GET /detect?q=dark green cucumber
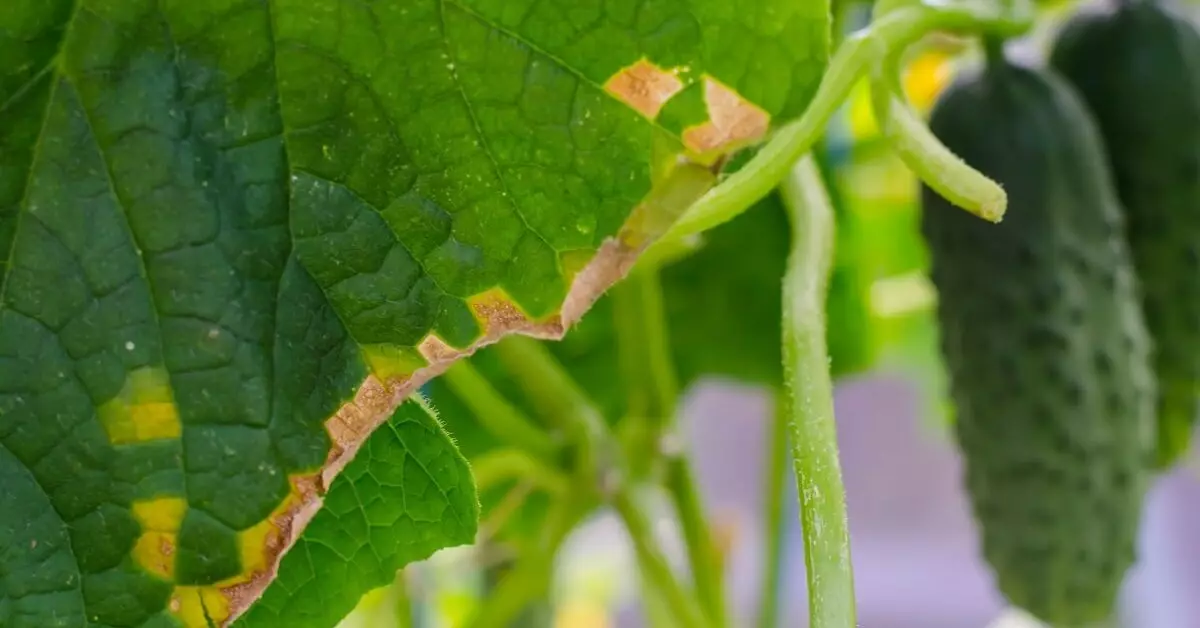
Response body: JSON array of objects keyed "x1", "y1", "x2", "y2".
[
  {"x1": 920, "y1": 55, "x2": 1155, "y2": 626},
  {"x1": 1050, "y1": 0, "x2": 1200, "y2": 469}
]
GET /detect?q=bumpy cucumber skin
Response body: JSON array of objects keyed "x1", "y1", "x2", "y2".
[
  {"x1": 920, "y1": 59, "x2": 1155, "y2": 626},
  {"x1": 1050, "y1": 2, "x2": 1200, "y2": 469}
]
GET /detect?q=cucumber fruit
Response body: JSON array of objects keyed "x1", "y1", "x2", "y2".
[
  {"x1": 920, "y1": 52, "x2": 1155, "y2": 626},
  {"x1": 1050, "y1": 0, "x2": 1200, "y2": 468}
]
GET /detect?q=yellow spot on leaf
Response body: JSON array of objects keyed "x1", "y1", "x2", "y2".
[
  {"x1": 130, "y1": 498, "x2": 186, "y2": 580},
  {"x1": 133, "y1": 497, "x2": 187, "y2": 532},
  {"x1": 681, "y1": 77, "x2": 770, "y2": 161},
  {"x1": 97, "y1": 367, "x2": 180, "y2": 445},
  {"x1": 236, "y1": 520, "x2": 278, "y2": 580},
  {"x1": 170, "y1": 586, "x2": 230, "y2": 627},
  {"x1": 236, "y1": 488, "x2": 303, "y2": 577},
  {"x1": 164, "y1": 480, "x2": 317, "y2": 627},
  {"x1": 603, "y1": 58, "x2": 685, "y2": 119},
  {"x1": 133, "y1": 532, "x2": 176, "y2": 579},
  {"x1": 360, "y1": 344, "x2": 426, "y2": 382}
]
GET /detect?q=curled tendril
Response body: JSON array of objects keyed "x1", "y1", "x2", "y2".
[
  {"x1": 657, "y1": 0, "x2": 1036, "y2": 246},
  {"x1": 869, "y1": 53, "x2": 1007, "y2": 223}
]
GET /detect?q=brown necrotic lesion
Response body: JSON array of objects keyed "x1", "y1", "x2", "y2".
[
  {"x1": 603, "y1": 58, "x2": 685, "y2": 120},
  {"x1": 682, "y1": 77, "x2": 769, "y2": 157}
]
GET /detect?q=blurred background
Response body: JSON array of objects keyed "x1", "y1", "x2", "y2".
[
  {"x1": 338, "y1": 378, "x2": 1200, "y2": 628},
  {"x1": 336, "y1": 1, "x2": 1200, "y2": 626}
]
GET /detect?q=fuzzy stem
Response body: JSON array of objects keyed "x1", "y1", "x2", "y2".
[
  {"x1": 779, "y1": 155, "x2": 856, "y2": 628},
  {"x1": 870, "y1": 60, "x2": 1007, "y2": 222}
]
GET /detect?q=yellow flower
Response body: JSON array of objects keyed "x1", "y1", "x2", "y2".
[{"x1": 904, "y1": 49, "x2": 953, "y2": 113}]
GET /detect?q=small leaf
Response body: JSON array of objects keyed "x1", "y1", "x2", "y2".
[{"x1": 232, "y1": 399, "x2": 477, "y2": 628}]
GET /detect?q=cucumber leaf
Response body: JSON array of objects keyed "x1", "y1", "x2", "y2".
[{"x1": 0, "y1": 0, "x2": 828, "y2": 626}]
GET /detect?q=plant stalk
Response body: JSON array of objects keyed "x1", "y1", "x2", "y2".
[
  {"x1": 612, "y1": 264, "x2": 728, "y2": 626},
  {"x1": 779, "y1": 155, "x2": 856, "y2": 628},
  {"x1": 492, "y1": 336, "x2": 609, "y2": 478},
  {"x1": 470, "y1": 448, "x2": 570, "y2": 496},
  {"x1": 665, "y1": 455, "x2": 728, "y2": 627},
  {"x1": 613, "y1": 487, "x2": 711, "y2": 628},
  {"x1": 612, "y1": 268, "x2": 680, "y2": 421},
  {"x1": 442, "y1": 360, "x2": 561, "y2": 461}
]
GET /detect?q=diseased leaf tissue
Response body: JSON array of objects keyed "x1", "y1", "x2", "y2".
[{"x1": 0, "y1": 0, "x2": 826, "y2": 626}]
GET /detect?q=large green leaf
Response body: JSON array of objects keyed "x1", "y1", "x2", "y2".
[{"x1": 0, "y1": 0, "x2": 827, "y2": 626}]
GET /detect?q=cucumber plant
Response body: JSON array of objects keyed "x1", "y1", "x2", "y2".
[{"x1": 1, "y1": 0, "x2": 1188, "y2": 627}]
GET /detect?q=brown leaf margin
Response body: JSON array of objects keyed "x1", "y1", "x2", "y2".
[{"x1": 215, "y1": 157, "x2": 723, "y2": 625}]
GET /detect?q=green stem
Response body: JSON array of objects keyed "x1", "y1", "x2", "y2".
[
  {"x1": 492, "y1": 336, "x2": 609, "y2": 473},
  {"x1": 492, "y1": 336, "x2": 597, "y2": 431},
  {"x1": 632, "y1": 232, "x2": 704, "y2": 272},
  {"x1": 657, "y1": 0, "x2": 1033, "y2": 244},
  {"x1": 869, "y1": 60, "x2": 1006, "y2": 222},
  {"x1": 779, "y1": 155, "x2": 856, "y2": 628},
  {"x1": 471, "y1": 448, "x2": 570, "y2": 496},
  {"x1": 757, "y1": 392, "x2": 791, "y2": 628},
  {"x1": 442, "y1": 360, "x2": 561, "y2": 461},
  {"x1": 612, "y1": 268, "x2": 680, "y2": 421},
  {"x1": 611, "y1": 266, "x2": 726, "y2": 626},
  {"x1": 613, "y1": 487, "x2": 711, "y2": 628},
  {"x1": 661, "y1": 34, "x2": 872, "y2": 242},
  {"x1": 665, "y1": 456, "x2": 728, "y2": 627}
]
